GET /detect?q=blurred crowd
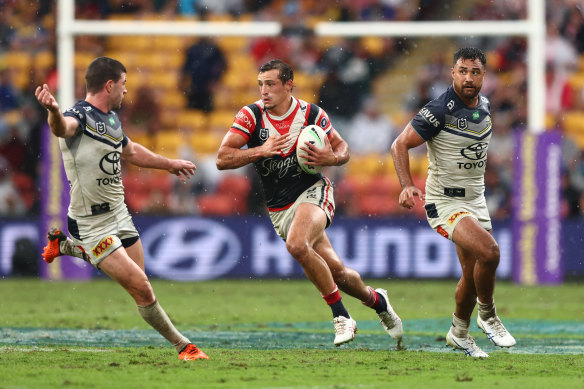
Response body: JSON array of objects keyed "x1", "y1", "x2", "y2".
[{"x1": 1, "y1": 0, "x2": 584, "y2": 220}]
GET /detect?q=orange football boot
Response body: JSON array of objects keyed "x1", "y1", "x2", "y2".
[
  {"x1": 178, "y1": 344, "x2": 209, "y2": 361},
  {"x1": 42, "y1": 228, "x2": 67, "y2": 264}
]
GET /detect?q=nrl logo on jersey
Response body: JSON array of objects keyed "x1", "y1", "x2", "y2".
[
  {"x1": 457, "y1": 118, "x2": 467, "y2": 130},
  {"x1": 259, "y1": 128, "x2": 269, "y2": 142},
  {"x1": 96, "y1": 122, "x2": 106, "y2": 135}
]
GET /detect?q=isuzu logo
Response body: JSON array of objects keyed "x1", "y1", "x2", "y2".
[{"x1": 141, "y1": 219, "x2": 242, "y2": 280}]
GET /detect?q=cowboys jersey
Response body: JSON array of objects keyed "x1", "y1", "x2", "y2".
[
  {"x1": 230, "y1": 97, "x2": 333, "y2": 210},
  {"x1": 411, "y1": 86, "x2": 492, "y2": 201},
  {"x1": 62, "y1": 100, "x2": 128, "y2": 217}
]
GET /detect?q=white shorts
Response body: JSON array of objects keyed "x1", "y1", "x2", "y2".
[
  {"x1": 269, "y1": 178, "x2": 335, "y2": 241},
  {"x1": 67, "y1": 204, "x2": 139, "y2": 267},
  {"x1": 424, "y1": 196, "x2": 492, "y2": 240}
]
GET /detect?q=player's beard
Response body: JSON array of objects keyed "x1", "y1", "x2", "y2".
[{"x1": 460, "y1": 84, "x2": 479, "y2": 99}]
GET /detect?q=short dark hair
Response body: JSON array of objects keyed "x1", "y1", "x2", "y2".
[
  {"x1": 85, "y1": 57, "x2": 127, "y2": 94},
  {"x1": 258, "y1": 59, "x2": 294, "y2": 84},
  {"x1": 453, "y1": 47, "x2": 487, "y2": 67}
]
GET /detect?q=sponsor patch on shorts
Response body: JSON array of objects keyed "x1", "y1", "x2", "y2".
[
  {"x1": 436, "y1": 226, "x2": 449, "y2": 239},
  {"x1": 447, "y1": 211, "x2": 471, "y2": 225},
  {"x1": 92, "y1": 236, "x2": 114, "y2": 258}
]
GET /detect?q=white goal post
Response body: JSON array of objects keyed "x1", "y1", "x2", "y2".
[{"x1": 57, "y1": 0, "x2": 545, "y2": 133}]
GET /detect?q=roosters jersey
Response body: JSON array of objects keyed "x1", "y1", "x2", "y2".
[
  {"x1": 411, "y1": 86, "x2": 492, "y2": 201},
  {"x1": 230, "y1": 97, "x2": 333, "y2": 210},
  {"x1": 62, "y1": 100, "x2": 128, "y2": 217}
]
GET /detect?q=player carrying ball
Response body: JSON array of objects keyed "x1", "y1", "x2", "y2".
[{"x1": 216, "y1": 59, "x2": 403, "y2": 346}]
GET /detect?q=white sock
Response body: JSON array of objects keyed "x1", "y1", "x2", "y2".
[
  {"x1": 59, "y1": 238, "x2": 89, "y2": 261},
  {"x1": 477, "y1": 298, "x2": 496, "y2": 321},
  {"x1": 137, "y1": 300, "x2": 190, "y2": 353},
  {"x1": 451, "y1": 313, "x2": 470, "y2": 338}
]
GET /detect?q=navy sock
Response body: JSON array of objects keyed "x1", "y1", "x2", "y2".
[
  {"x1": 374, "y1": 292, "x2": 388, "y2": 314},
  {"x1": 330, "y1": 299, "x2": 350, "y2": 318}
]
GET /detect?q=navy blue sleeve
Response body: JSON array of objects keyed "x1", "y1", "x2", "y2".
[
  {"x1": 410, "y1": 98, "x2": 445, "y2": 141},
  {"x1": 63, "y1": 103, "x2": 86, "y2": 131}
]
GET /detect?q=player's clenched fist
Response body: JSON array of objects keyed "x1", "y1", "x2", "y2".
[{"x1": 398, "y1": 186, "x2": 425, "y2": 209}]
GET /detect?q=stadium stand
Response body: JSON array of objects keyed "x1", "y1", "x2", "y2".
[{"x1": 1, "y1": 0, "x2": 583, "y2": 219}]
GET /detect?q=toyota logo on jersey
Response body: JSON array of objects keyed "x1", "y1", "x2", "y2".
[
  {"x1": 460, "y1": 142, "x2": 488, "y2": 160},
  {"x1": 99, "y1": 151, "x2": 121, "y2": 175}
]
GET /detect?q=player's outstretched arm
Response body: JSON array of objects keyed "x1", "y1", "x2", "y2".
[
  {"x1": 391, "y1": 122, "x2": 426, "y2": 209},
  {"x1": 35, "y1": 84, "x2": 78, "y2": 138},
  {"x1": 216, "y1": 131, "x2": 291, "y2": 170},
  {"x1": 121, "y1": 139, "x2": 196, "y2": 181}
]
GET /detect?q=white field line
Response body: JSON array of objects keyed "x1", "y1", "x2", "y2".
[{"x1": 0, "y1": 346, "x2": 113, "y2": 353}]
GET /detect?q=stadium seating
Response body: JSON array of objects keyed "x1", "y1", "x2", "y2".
[
  {"x1": 5, "y1": 5, "x2": 579, "y2": 219},
  {"x1": 197, "y1": 174, "x2": 251, "y2": 215},
  {"x1": 562, "y1": 111, "x2": 584, "y2": 148},
  {"x1": 12, "y1": 172, "x2": 35, "y2": 209}
]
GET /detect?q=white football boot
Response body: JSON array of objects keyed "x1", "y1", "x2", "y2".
[
  {"x1": 477, "y1": 315, "x2": 516, "y2": 347},
  {"x1": 446, "y1": 327, "x2": 489, "y2": 358},
  {"x1": 333, "y1": 315, "x2": 357, "y2": 346},
  {"x1": 375, "y1": 288, "x2": 403, "y2": 341}
]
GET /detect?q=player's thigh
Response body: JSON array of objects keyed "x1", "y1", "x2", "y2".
[
  {"x1": 99, "y1": 248, "x2": 153, "y2": 300},
  {"x1": 270, "y1": 179, "x2": 335, "y2": 241},
  {"x1": 455, "y1": 242, "x2": 477, "y2": 278},
  {"x1": 287, "y1": 203, "x2": 328, "y2": 246},
  {"x1": 124, "y1": 238, "x2": 145, "y2": 272},
  {"x1": 452, "y1": 216, "x2": 497, "y2": 260}
]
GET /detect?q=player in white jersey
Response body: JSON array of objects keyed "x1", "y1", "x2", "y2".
[
  {"x1": 217, "y1": 59, "x2": 402, "y2": 346},
  {"x1": 35, "y1": 57, "x2": 208, "y2": 361},
  {"x1": 391, "y1": 48, "x2": 515, "y2": 357}
]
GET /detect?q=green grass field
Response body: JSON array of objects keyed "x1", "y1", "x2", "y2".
[{"x1": 1, "y1": 279, "x2": 583, "y2": 388}]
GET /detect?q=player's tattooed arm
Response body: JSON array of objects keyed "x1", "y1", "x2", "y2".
[{"x1": 391, "y1": 122, "x2": 426, "y2": 209}]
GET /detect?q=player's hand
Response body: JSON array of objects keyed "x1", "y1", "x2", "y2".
[
  {"x1": 299, "y1": 133, "x2": 336, "y2": 166},
  {"x1": 261, "y1": 133, "x2": 291, "y2": 157},
  {"x1": 35, "y1": 84, "x2": 60, "y2": 112},
  {"x1": 398, "y1": 185, "x2": 425, "y2": 209},
  {"x1": 168, "y1": 159, "x2": 197, "y2": 182}
]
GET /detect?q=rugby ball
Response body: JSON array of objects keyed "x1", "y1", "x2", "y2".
[{"x1": 296, "y1": 125, "x2": 327, "y2": 174}]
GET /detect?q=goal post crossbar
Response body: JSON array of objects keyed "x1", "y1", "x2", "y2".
[{"x1": 57, "y1": 0, "x2": 545, "y2": 132}]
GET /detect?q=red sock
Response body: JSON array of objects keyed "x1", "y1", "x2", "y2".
[
  {"x1": 361, "y1": 286, "x2": 379, "y2": 308},
  {"x1": 322, "y1": 285, "x2": 341, "y2": 305},
  {"x1": 323, "y1": 285, "x2": 350, "y2": 318}
]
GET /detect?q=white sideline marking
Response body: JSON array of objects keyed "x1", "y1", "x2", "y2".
[{"x1": 0, "y1": 346, "x2": 113, "y2": 353}]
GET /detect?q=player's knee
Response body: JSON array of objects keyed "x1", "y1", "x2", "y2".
[
  {"x1": 286, "y1": 239, "x2": 310, "y2": 262},
  {"x1": 481, "y1": 242, "x2": 500, "y2": 268},
  {"x1": 131, "y1": 278, "x2": 155, "y2": 305}
]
